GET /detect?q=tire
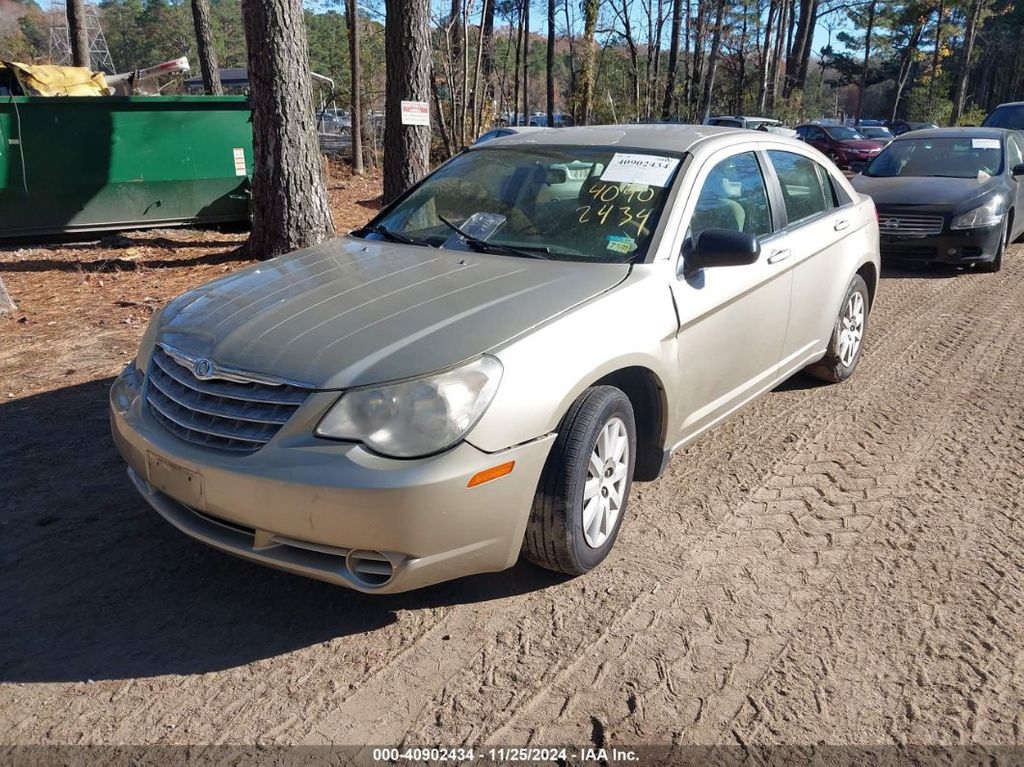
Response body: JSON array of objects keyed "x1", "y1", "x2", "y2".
[
  {"x1": 976, "y1": 218, "x2": 1008, "y2": 273},
  {"x1": 523, "y1": 386, "x2": 637, "y2": 576},
  {"x1": 805, "y1": 274, "x2": 870, "y2": 383}
]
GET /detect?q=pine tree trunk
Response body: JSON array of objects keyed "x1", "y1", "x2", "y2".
[
  {"x1": 546, "y1": 0, "x2": 555, "y2": 125},
  {"x1": 480, "y1": 0, "x2": 496, "y2": 118},
  {"x1": 577, "y1": 0, "x2": 599, "y2": 124},
  {"x1": 522, "y1": 0, "x2": 530, "y2": 119},
  {"x1": 661, "y1": 0, "x2": 682, "y2": 120},
  {"x1": 66, "y1": 0, "x2": 90, "y2": 68},
  {"x1": 191, "y1": 0, "x2": 223, "y2": 95},
  {"x1": 345, "y1": 0, "x2": 364, "y2": 173},
  {"x1": 890, "y1": 22, "x2": 922, "y2": 121},
  {"x1": 241, "y1": 0, "x2": 335, "y2": 258},
  {"x1": 383, "y1": 0, "x2": 432, "y2": 204},
  {"x1": 344, "y1": 0, "x2": 364, "y2": 172}
]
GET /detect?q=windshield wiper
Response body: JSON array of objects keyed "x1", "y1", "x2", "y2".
[
  {"x1": 363, "y1": 224, "x2": 430, "y2": 246},
  {"x1": 438, "y1": 215, "x2": 551, "y2": 260}
]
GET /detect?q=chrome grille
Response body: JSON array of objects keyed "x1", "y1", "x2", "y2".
[
  {"x1": 146, "y1": 347, "x2": 309, "y2": 453},
  {"x1": 878, "y1": 213, "x2": 944, "y2": 236}
]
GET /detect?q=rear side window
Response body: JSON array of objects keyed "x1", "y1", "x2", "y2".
[
  {"x1": 983, "y1": 105, "x2": 1024, "y2": 130},
  {"x1": 767, "y1": 150, "x2": 831, "y2": 225},
  {"x1": 689, "y1": 151, "x2": 773, "y2": 240}
]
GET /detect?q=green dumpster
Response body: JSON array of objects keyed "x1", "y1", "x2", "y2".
[{"x1": 0, "y1": 95, "x2": 253, "y2": 238}]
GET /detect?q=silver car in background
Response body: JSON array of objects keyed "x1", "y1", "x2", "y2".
[{"x1": 110, "y1": 125, "x2": 880, "y2": 593}]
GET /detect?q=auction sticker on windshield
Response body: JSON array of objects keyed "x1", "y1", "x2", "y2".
[{"x1": 601, "y1": 153, "x2": 680, "y2": 187}]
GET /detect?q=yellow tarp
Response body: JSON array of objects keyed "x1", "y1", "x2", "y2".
[{"x1": 1, "y1": 61, "x2": 109, "y2": 96}]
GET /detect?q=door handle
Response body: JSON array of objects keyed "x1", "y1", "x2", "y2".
[
  {"x1": 834, "y1": 219, "x2": 850, "y2": 232},
  {"x1": 767, "y1": 248, "x2": 792, "y2": 264}
]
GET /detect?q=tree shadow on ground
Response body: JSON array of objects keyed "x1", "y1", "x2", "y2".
[{"x1": 0, "y1": 378, "x2": 564, "y2": 684}]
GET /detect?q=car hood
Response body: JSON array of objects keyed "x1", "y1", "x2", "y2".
[
  {"x1": 156, "y1": 237, "x2": 629, "y2": 389},
  {"x1": 851, "y1": 174, "x2": 1003, "y2": 209},
  {"x1": 839, "y1": 139, "x2": 886, "y2": 151}
]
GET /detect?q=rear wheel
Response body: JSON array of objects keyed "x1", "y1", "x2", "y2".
[
  {"x1": 523, "y1": 386, "x2": 636, "y2": 576},
  {"x1": 805, "y1": 275, "x2": 870, "y2": 383}
]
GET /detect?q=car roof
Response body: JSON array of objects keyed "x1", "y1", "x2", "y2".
[
  {"x1": 993, "y1": 102, "x2": 1024, "y2": 108},
  {"x1": 475, "y1": 123, "x2": 747, "y2": 153},
  {"x1": 892, "y1": 127, "x2": 1008, "y2": 140}
]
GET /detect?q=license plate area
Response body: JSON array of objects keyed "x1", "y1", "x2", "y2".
[{"x1": 146, "y1": 452, "x2": 205, "y2": 510}]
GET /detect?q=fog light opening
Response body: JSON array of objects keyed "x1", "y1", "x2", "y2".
[
  {"x1": 346, "y1": 550, "x2": 395, "y2": 587},
  {"x1": 467, "y1": 460, "x2": 516, "y2": 488}
]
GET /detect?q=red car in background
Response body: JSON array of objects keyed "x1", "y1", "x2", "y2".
[{"x1": 795, "y1": 124, "x2": 888, "y2": 168}]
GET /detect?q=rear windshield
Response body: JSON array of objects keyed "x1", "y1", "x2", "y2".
[
  {"x1": 983, "y1": 105, "x2": 1024, "y2": 130},
  {"x1": 865, "y1": 137, "x2": 1004, "y2": 178}
]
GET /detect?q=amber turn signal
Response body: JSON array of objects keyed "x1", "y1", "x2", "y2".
[{"x1": 467, "y1": 461, "x2": 515, "y2": 487}]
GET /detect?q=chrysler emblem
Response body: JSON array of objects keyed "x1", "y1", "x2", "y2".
[
  {"x1": 192, "y1": 358, "x2": 215, "y2": 380},
  {"x1": 885, "y1": 218, "x2": 901, "y2": 230}
]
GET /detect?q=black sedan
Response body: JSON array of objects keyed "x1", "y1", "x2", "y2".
[{"x1": 851, "y1": 128, "x2": 1024, "y2": 272}]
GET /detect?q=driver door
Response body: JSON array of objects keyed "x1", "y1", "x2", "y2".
[{"x1": 669, "y1": 148, "x2": 792, "y2": 446}]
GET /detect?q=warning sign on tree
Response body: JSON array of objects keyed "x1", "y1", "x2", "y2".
[{"x1": 400, "y1": 100, "x2": 430, "y2": 126}]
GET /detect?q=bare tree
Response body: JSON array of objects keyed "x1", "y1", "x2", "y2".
[
  {"x1": 698, "y1": 0, "x2": 726, "y2": 121},
  {"x1": 952, "y1": 0, "x2": 985, "y2": 124},
  {"x1": 241, "y1": 0, "x2": 335, "y2": 258},
  {"x1": 855, "y1": 0, "x2": 876, "y2": 124},
  {"x1": 522, "y1": 0, "x2": 531, "y2": 118},
  {"x1": 661, "y1": 0, "x2": 683, "y2": 119},
  {"x1": 191, "y1": 0, "x2": 223, "y2": 95},
  {"x1": 345, "y1": 0, "x2": 364, "y2": 173},
  {"x1": 577, "y1": 0, "x2": 601, "y2": 124},
  {"x1": 383, "y1": 0, "x2": 432, "y2": 204},
  {"x1": 66, "y1": 0, "x2": 90, "y2": 68},
  {"x1": 546, "y1": 0, "x2": 556, "y2": 125}
]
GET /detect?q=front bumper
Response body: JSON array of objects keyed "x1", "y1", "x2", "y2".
[
  {"x1": 879, "y1": 222, "x2": 1004, "y2": 265},
  {"x1": 110, "y1": 364, "x2": 555, "y2": 593}
]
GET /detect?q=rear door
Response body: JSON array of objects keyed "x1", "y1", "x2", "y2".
[
  {"x1": 764, "y1": 149, "x2": 859, "y2": 372},
  {"x1": 669, "y1": 147, "x2": 792, "y2": 444}
]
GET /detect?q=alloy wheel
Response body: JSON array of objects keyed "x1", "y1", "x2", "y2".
[
  {"x1": 582, "y1": 417, "x2": 629, "y2": 549},
  {"x1": 838, "y1": 291, "x2": 865, "y2": 367}
]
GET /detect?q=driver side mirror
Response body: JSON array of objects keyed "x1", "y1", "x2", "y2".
[
  {"x1": 1012, "y1": 163, "x2": 1024, "y2": 177},
  {"x1": 681, "y1": 228, "x2": 761, "y2": 275}
]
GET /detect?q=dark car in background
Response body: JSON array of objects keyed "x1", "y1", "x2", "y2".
[
  {"x1": 890, "y1": 120, "x2": 940, "y2": 136},
  {"x1": 859, "y1": 125, "x2": 895, "y2": 143},
  {"x1": 795, "y1": 124, "x2": 887, "y2": 168},
  {"x1": 983, "y1": 102, "x2": 1024, "y2": 132},
  {"x1": 851, "y1": 128, "x2": 1024, "y2": 272}
]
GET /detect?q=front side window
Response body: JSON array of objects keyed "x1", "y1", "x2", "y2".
[
  {"x1": 767, "y1": 150, "x2": 831, "y2": 225},
  {"x1": 1007, "y1": 135, "x2": 1023, "y2": 169},
  {"x1": 865, "y1": 137, "x2": 1004, "y2": 179},
  {"x1": 366, "y1": 146, "x2": 682, "y2": 263},
  {"x1": 688, "y1": 152, "x2": 773, "y2": 241}
]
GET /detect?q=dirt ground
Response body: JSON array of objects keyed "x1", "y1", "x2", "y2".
[{"x1": 2, "y1": 164, "x2": 1023, "y2": 754}]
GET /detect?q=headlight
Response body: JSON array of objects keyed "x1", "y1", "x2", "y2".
[
  {"x1": 315, "y1": 355, "x2": 503, "y2": 458},
  {"x1": 951, "y1": 197, "x2": 1006, "y2": 230}
]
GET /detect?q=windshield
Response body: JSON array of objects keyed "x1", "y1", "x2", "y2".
[
  {"x1": 363, "y1": 146, "x2": 683, "y2": 262},
  {"x1": 865, "y1": 137, "x2": 1004, "y2": 178},
  {"x1": 983, "y1": 105, "x2": 1024, "y2": 130},
  {"x1": 825, "y1": 126, "x2": 867, "y2": 140}
]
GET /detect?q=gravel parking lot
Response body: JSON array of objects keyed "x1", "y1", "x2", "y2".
[{"x1": 1, "y1": 226, "x2": 1022, "y2": 750}]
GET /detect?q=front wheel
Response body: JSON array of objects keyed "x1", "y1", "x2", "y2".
[
  {"x1": 523, "y1": 386, "x2": 636, "y2": 576},
  {"x1": 976, "y1": 218, "x2": 1008, "y2": 273},
  {"x1": 805, "y1": 274, "x2": 870, "y2": 383}
]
